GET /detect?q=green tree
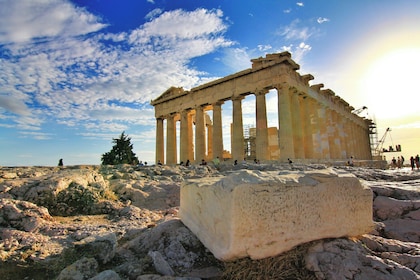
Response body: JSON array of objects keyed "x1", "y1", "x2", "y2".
[{"x1": 101, "y1": 132, "x2": 139, "y2": 165}]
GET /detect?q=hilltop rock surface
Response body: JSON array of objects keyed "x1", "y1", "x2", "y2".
[{"x1": 0, "y1": 163, "x2": 419, "y2": 279}]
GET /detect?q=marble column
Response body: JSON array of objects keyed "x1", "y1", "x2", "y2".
[
  {"x1": 326, "y1": 109, "x2": 337, "y2": 159},
  {"x1": 255, "y1": 89, "x2": 269, "y2": 161},
  {"x1": 338, "y1": 113, "x2": 347, "y2": 159},
  {"x1": 166, "y1": 114, "x2": 177, "y2": 164},
  {"x1": 155, "y1": 117, "x2": 165, "y2": 164},
  {"x1": 278, "y1": 86, "x2": 295, "y2": 161},
  {"x1": 232, "y1": 96, "x2": 245, "y2": 162},
  {"x1": 301, "y1": 97, "x2": 314, "y2": 159},
  {"x1": 290, "y1": 89, "x2": 304, "y2": 159},
  {"x1": 187, "y1": 112, "x2": 194, "y2": 162},
  {"x1": 212, "y1": 102, "x2": 224, "y2": 160},
  {"x1": 180, "y1": 110, "x2": 190, "y2": 163},
  {"x1": 318, "y1": 105, "x2": 331, "y2": 159},
  {"x1": 195, "y1": 106, "x2": 206, "y2": 163},
  {"x1": 331, "y1": 110, "x2": 342, "y2": 159},
  {"x1": 207, "y1": 124, "x2": 213, "y2": 160},
  {"x1": 310, "y1": 101, "x2": 322, "y2": 159}
]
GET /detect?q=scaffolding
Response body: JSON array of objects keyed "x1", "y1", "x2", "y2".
[{"x1": 244, "y1": 125, "x2": 256, "y2": 160}]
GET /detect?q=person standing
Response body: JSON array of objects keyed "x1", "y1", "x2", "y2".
[
  {"x1": 58, "y1": 158, "x2": 63, "y2": 167},
  {"x1": 410, "y1": 156, "x2": 415, "y2": 170}
]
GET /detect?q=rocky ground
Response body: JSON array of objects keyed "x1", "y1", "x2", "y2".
[{"x1": 0, "y1": 163, "x2": 419, "y2": 280}]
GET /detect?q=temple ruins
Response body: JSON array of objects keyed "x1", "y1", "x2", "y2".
[{"x1": 151, "y1": 52, "x2": 373, "y2": 164}]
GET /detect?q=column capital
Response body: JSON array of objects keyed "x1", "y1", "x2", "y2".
[
  {"x1": 274, "y1": 83, "x2": 290, "y2": 92},
  {"x1": 232, "y1": 95, "x2": 245, "y2": 101},
  {"x1": 213, "y1": 100, "x2": 225, "y2": 106},
  {"x1": 254, "y1": 88, "x2": 269, "y2": 96}
]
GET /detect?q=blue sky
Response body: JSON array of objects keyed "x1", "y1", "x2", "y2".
[{"x1": 1, "y1": 0, "x2": 419, "y2": 166}]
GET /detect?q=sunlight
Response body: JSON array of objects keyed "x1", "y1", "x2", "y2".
[{"x1": 360, "y1": 48, "x2": 420, "y2": 120}]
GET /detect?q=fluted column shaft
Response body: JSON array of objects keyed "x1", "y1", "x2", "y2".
[
  {"x1": 166, "y1": 114, "x2": 177, "y2": 164},
  {"x1": 255, "y1": 90, "x2": 269, "y2": 161},
  {"x1": 310, "y1": 101, "x2": 322, "y2": 159},
  {"x1": 290, "y1": 89, "x2": 304, "y2": 159},
  {"x1": 195, "y1": 106, "x2": 206, "y2": 163},
  {"x1": 232, "y1": 96, "x2": 244, "y2": 162},
  {"x1": 278, "y1": 86, "x2": 294, "y2": 161},
  {"x1": 318, "y1": 106, "x2": 331, "y2": 159},
  {"x1": 207, "y1": 124, "x2": 213, "y2": 160},
  {"x1": 301, "y1": 97, "x2": 314, "y2": 159},
  {"x1": 156, "y1": 117, "x2": 165, "y2": 164},
  {"x1": 338, "y1": 114, "x2": 347, "y2": 159},
  {"x1": 326, "y1": 109, "x2": 337, "y2": 159},
  {"x1": 180, "y1": 110, "x2": 190, "y2": 163},
  {"x1": 187, "y1": 112, "x2": 194, "y2": 161},
  {"x1": 212, "y1": 102, "x2": 224, "y2": 160}
]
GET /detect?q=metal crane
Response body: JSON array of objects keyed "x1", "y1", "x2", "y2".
[
  {"x1": 374, "y1": 127, "x2": 401, "y2": 156},
  {"x1": 352, "y1": 106, "x2": 368, "y2": 115}
]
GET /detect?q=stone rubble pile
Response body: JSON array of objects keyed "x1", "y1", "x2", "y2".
[{"x1": 0, "y1": 163, "x2": 419, "y2": 279}]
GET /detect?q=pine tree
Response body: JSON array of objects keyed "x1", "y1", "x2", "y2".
[{"x1": 101, "y1": 132, "x2": 139, "y2": 165}]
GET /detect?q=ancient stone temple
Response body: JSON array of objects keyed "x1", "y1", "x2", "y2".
[{"x1": 151, "y1": 52, "x2": 372, "y2": 164}]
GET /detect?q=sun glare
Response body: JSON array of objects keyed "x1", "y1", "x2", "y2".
[{"x1": 360, "y1": 48, "x2": 420, "y2": 120}]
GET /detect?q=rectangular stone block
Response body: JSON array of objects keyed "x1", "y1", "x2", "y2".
[{"x1": 179, "y1": 168, "x2": 373, "y2": 261}]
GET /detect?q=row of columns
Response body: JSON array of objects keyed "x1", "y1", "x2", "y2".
[{"x1": 155, "y1": 85, "x2": 371, "y2": 164}]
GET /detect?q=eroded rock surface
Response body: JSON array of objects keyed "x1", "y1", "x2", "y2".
[{"x1": 0, "y1": 163, "x2": 419, "y2": 279}]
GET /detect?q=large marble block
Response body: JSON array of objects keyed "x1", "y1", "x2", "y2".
[{"x1": 179, "y1": 168, "x2": 373, "y2": 261}]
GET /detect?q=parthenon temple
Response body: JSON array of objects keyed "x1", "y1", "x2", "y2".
[{"x1": 151, "y1": 52, "x2": 373, "y2": 164}]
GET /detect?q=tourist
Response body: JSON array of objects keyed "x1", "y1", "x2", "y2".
[
  {"x1": 58, "y1": 158, "x2": 63, "y2": 167},
  {"x1": 234, "y1": 159, "x2": 238, "y2": 165},
  {"x1": 391, "y1": 157, "x2": 397, "y2": 169},
  {"x1": 212, "y1": 156, "x2": 220, "y2": 167},
  {"x1": 416, "y1": 155, "x2": 420, "y2": 170},
  {"x1": 200, "y1": 159, "x2": 207, "y2": 165},
  {"x1": 185, "y1": 159, "x2": 190, "y2": 167},
  {"x1": 157, "y1": 160, "x2": 163, "y2": 166},
  {"x1": 348, "y1": 156, "x2": 354, "y2": 167},
  {"x1": 410, "y1": 156, "x2": 415, "y2": 170}
]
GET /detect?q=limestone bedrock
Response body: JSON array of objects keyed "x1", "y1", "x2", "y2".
[{"x1": 179, "y1": 168, "x2": 373, "y2": 261}]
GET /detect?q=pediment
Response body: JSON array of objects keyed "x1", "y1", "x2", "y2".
[{"x1": 151, "y1": 86, "x2": 186, "y2": 105}]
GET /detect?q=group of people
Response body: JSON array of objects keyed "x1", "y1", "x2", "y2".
[
  {"x1": 410, "y1": 155, "x2": 420, "y2": 170},
  {"x1": 391, "y1": 155, "x2": 420, "y2": 170},
  {"x1": 390, "y1": 156, "x2": 404, "y2": 169}
]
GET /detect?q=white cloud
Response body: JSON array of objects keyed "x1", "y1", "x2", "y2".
[
  {"x1": 145, "y1": 8, "x2": 163, "y2": 20},
  {"x1": 220, "y1": 48, "x2": 251, "y2": 72},
  {"x1": 278, "y1": 19, "x2": 315, "y2": 41},
  {"x1": 257, "y1": 44, "x2": 272, "y2": 52},
  {"x1": 296, "y1": 2, "x2": 304, "y2": 7},
  {"x1": 317, "y1": 17, "x2": 330, "y2": 24},
  {"x1": 0, "y1": 0, "x2": 107, "y2": 44},
  {"x1": 0, "y1": 95, "x2": 31, "y2": 116},
  {"x1": 0, "y1": 2, "x2": 233, "y2": 137},
  {"x1": 19, "y1": 131, "x2": 53, "y2": 140}
]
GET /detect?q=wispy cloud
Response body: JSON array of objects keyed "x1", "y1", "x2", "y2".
[
  {"x1": 257, "y1": 45, "x2": 272, "y2": 52},
  {"x1": 19, "y1": 131, "x2": 53, "y2": 140},
  {"x1": 277, "y1": 19, "x2": 317, "y2": 41},
  {"x1": 219, "y1": 48, "x2": 252, "y2": 72},
  {"x1": 0, "y1": 1, "x2": 233, "y2": 138},
  {"x1": 145, "y1": 8, "x2": 163, "y2": 20},
  {"x1": 0, "y1": 0, "x2": 107, "y2": 44},
  {"x1": 317, "y1": 17, "x2": 330, "y2": 24}
]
